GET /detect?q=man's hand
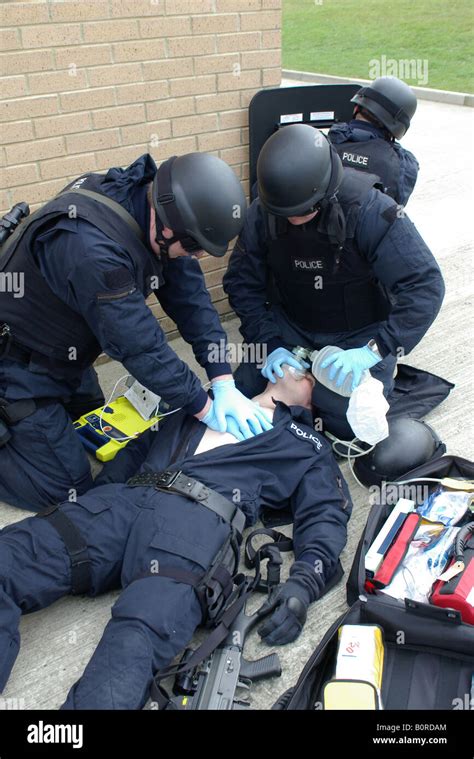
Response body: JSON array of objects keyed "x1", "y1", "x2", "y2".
[
  {"x1": 210, "y1": 378, "x2": 273, "y2": 440},
  {"x1": 258, "y1": 561, "x2": 322, "y2": 646},
  {"x1": 320, "y1": 344, "x2": 381, "y2": 392},
  {"x1": 261, "y1": 347, "x2": 309, "y2": 384}
]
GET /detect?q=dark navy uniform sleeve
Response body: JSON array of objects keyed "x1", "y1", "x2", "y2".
[
  {"x1": 36, "y1": 224, "x2": 208, "y2": 416},
  {"x1": 223, "y1": 199, "x2": 282, "y2": 353},
  {"x1": 393, "y1": 143, "x2": 419, "y2": 206},
  {"x1": 290, "y1": 453, "x2": 352, "y2": 588},
  {"x1": 355, "y1": 189, "x2": 445, "y2": 359},
  {"x1": 156, "y1": 255, "x2": 232, "y2": 379}
]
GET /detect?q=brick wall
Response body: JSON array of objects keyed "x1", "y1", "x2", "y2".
[{"x1": 0, "y1": 0, "x2": 282, "y2": 338}]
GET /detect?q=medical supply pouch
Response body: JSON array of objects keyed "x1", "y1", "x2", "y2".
[{"x1": 273, "y1": 455, "x2": 474, "y2": 710}]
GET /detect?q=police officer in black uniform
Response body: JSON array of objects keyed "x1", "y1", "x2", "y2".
[
  {"x1": 328, "y1": 76, "x2": 419, "y2": 206},
  {"x1": 0, "y1": 153, "x2": 271, "y2": 511},
  {"x1": 223, "y1": 124, "x2": 445, "y2": 439}
]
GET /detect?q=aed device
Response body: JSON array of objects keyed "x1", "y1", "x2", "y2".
[{"x1": 74, "y1": 396, "x2": 160, "y2": 462}]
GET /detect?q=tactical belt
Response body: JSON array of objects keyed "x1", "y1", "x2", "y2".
[
  {"x1": 37, "y1": 503, "x2": 91, "y2": 595},
  {"x1": 127, "y1": 469, "x2": 246, "y2": 537}
]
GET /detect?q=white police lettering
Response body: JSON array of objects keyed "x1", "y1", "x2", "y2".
[
  {"x1": 27, "y1": 721, "x2": 83, "y2": 749},
  {"x1": 342, "y1": 152, "x2": 369, "y2": 167},
  {"x1": 293, "y1": 259, "x2": 324, "y2": 270},
  {"x1": 289, "y1": 422, "x2": 322, "y2": 450}
]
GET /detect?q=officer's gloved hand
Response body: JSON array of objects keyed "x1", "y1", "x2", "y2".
[
  {"x1": 320, "y1": 345, "x2": 381, "y2": 392},
  {"x1": 261, "y1": 347, "x2": 309, "y2": 384},
  {"x1": 210, "y1": 379, "x2": 273, "y2": 440},
  {"x1": 258, "y1": 562, "x2": 323, "y2": 646},
  {"x1": 199, "y1": 399, "x2": 226, "y2": 430}
]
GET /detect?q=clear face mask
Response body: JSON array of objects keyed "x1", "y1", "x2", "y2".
[{"x1": 287, "y1": 365, "x2": 307, "y2": 381}]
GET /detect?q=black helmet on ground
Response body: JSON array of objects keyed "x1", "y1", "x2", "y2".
[
  {"x1": 152, "y1": 153, "x2": 247, "y2": 257},
  {"x1": 351, "y1": 76, "x2": 417, "y2": 140},
  {"x1": 353, "y1": 417, "x2": 445, "y2": 488},
  {"x1": 257, "y1": 124, "x2": 344, "y2": 217}
]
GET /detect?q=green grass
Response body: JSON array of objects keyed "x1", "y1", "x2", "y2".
[{"x1": 283, "y1": 0, "x2": 474, "y2": 93}]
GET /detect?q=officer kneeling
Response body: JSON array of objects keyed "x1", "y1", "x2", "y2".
[
  {"x1": 223, "y1": 124, "x2": 445, "y2": 440},
  {"x1": 0, "y1": 153, "x2": 271, "y2": 511}
]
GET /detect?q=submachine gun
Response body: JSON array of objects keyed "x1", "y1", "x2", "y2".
[
  {"x1": 171, "y1": 595, "x2": 281, "y2": 710},
  {"x1": 151, "y1": 532, "x2": 292, "y2": 710}
]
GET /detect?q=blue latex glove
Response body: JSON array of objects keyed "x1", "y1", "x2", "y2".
[
  {"x1": 224, "y1": 415, "x2": 245, "y2": 442},
  {"x1": 258, "y1": 562, "x2": 322, "y2": 646},
  {"x1": 320, "y1": 344, "x2": 381, "y2": 392},
  {"x1": 201, "y1": 401, "x2": 249, "y2": 441},
  {"x1": 209, "y1": 380, "x2": 273, "y2": 440},
  {"x1": 261, "y1": 347, "x2": 309, "y2": 384},
  {"x1": 223, "y1": 400, "x2": 269, "y2": 441}
]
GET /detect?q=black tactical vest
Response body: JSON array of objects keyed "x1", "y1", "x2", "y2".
[
  {"x1": 265, "y1": 169, "x2": 391, "y2": 334},
  {"x1": 332, "y1": 137, "x2": 401, "y2": 202},
  {"x1": 0, "y1": 172, "x2": 162, "y2": 374}
]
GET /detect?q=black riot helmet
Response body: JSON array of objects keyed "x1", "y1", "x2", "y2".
[
  {"x1": 257, "y1": 124, "x2": 344, "y2": 217},
  {"x1": 353, "y1": 417, "x2": 445, "y2": 488},
  {"x1": 152, "y1": 153, "x2": 247, "y2": 257},
  {"x1": 351, "y1": 76, "x2": 417, "y2": 139}
]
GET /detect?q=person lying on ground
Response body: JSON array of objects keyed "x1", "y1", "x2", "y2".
[{"x1": 0, "y1": 367, "x2": 352, "y2": 710}]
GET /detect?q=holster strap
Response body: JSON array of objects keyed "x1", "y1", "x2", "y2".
[{"x1": 37, "y1": 503, "x2": 91, "y2": 595}]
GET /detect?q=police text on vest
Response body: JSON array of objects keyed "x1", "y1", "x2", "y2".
[
  {"x1": 342, "y1": 152, "x2": 369, "y2": 167},
  {"x1": 293, "y1": 259, "x2": 324, "y2": 270}
]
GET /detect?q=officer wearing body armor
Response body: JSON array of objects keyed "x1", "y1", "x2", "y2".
[
  {"x1": 223, "y1": 124, "x2": 445, "y2": 439},
  {"x1": 328, "y1": 76, "x2": 419, "y2": 206},
  {"x1": 0, "y1": 153, "x2": 272, "y2": 511}
]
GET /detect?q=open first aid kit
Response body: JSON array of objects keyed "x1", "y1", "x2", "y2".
[{"x1": 273, "y1": 455, "x2": 474, "y2": 711}]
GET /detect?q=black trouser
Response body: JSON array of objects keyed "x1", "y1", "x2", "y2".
[{"x1": 0, "y1": 482, "x2": 232, "y2": 709}]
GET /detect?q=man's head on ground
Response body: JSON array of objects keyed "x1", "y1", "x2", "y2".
[
  {"x1": 255, "y1": 365, "x2": 316, "y2": 411},
  {"x1": 147, "y1": 153, "x2": 246, "y2": 260}
]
